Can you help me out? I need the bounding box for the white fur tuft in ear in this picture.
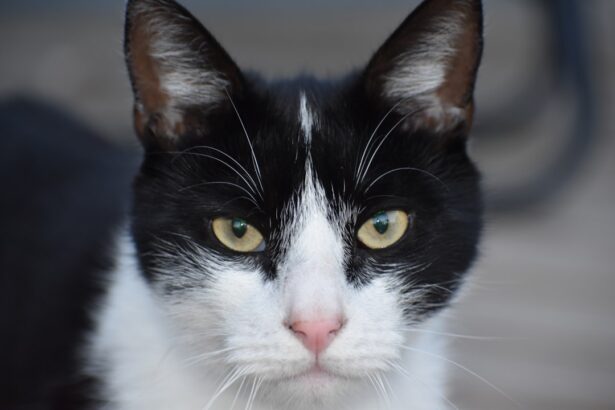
[382,12,464,102]
[139,8,231,109]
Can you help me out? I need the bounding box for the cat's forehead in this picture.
[253,83,365,172]
[298,92,316,145]
[250,83,415,199]
[259,80,357,145]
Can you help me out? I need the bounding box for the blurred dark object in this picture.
[478,0,597,212]
[0,97,138,407]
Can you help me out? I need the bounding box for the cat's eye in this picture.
[211,217,265,253]
[357,210,409,250]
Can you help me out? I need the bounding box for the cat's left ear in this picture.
[124,0,244,146]
[363,0,483,135]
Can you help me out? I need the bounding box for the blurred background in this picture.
[1,0,613,409]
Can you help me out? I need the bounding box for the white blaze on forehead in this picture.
[298,91,314,145]
[281,160,345,319]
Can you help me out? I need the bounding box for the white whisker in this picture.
[364,166,450,194]
[355,99,406,183]
[252,377,264,410]
[381,373,398,405]
[245,376,263,410]
[203,366,246,410]
[182,346,237,368]
[178,181,259,207]
[375,372,392,409]
[401,327,516,341]
[399,346,520,407]
[172,152,259,197]
[224,88,265,194]
[366,374,384,409]
[386,359,459,410]
[180,145,262,199]
[230,375,247,410]
[358,107,421,185]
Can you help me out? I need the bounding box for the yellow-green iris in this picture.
[357,210,409,249]
[212,217,264,252]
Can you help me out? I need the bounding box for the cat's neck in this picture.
[86,232,450,410]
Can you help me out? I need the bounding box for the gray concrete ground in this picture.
[1,1,614,409]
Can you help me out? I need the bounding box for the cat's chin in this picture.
[294,364,343,386]
[264,366,361,408]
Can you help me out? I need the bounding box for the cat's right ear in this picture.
[125,0,244,147]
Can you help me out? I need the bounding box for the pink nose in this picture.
[289,319,343,355]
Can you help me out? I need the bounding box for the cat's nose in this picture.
[289,318,343,355]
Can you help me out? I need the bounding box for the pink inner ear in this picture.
[435,3,482,128]
[127,8,193,142]
[128,14,170,137]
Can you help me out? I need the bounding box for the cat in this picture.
[2,0,484,409]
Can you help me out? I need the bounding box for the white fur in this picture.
[86,234,207,410]
[299,92,315,146]
[88,208,451,410]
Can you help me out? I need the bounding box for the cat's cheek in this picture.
[201,266,315,374]
[322,277,406,373]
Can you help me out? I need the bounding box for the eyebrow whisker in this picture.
[364,167,450,194]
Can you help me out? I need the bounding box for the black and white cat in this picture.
[4,0,484,408]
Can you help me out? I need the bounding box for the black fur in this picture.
[131,73,482,313]
[0,98,138,409]
[128,0,483,318]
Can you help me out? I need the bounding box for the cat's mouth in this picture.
[294,371,340,391]
[292,362,351,384]
[301,363,332,378]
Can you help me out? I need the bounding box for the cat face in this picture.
[125,0,483,406]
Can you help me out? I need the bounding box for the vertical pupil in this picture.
[231,218,248,238]
[372,212,389,234]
